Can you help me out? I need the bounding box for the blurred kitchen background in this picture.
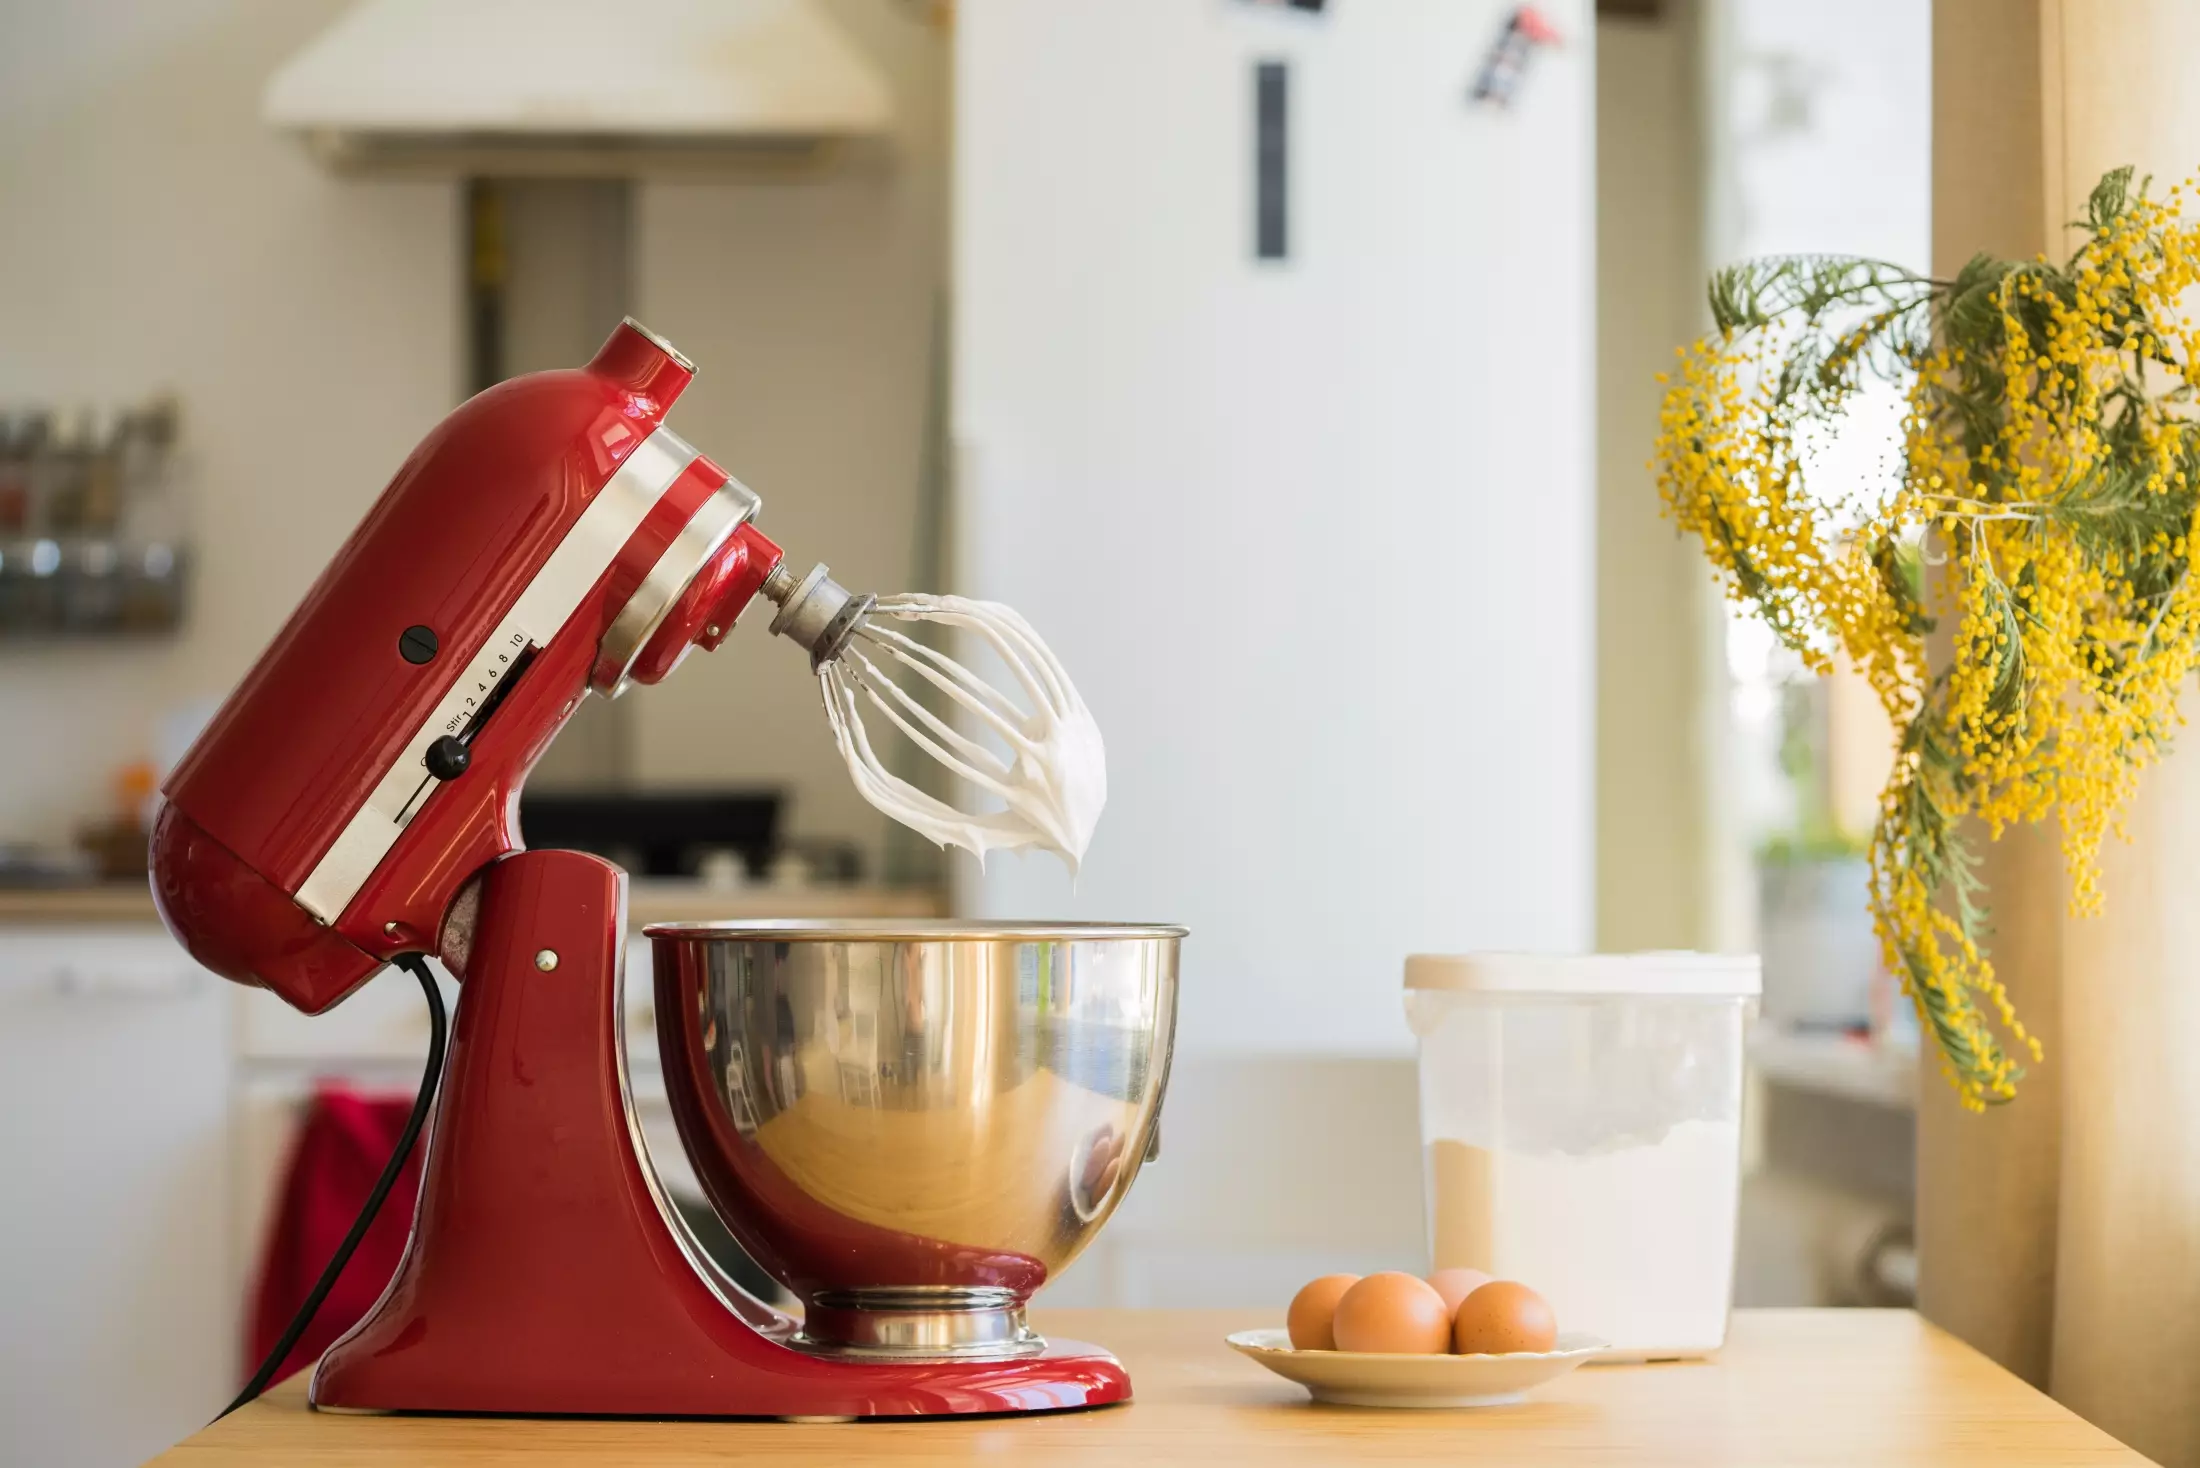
[2,0,1931,1462]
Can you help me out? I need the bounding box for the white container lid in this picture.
[1404,951,1762,998]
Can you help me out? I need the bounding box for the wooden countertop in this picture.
[149,1309,2149,1466]
[0,880,945,927]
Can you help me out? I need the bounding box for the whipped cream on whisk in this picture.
[817,594,1106,872]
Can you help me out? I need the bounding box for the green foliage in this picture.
[1667,163,2200,1105]
[2085,164,2140,233]
[1756,828,1869,865]
[1884,717,2019,1098]
[1872,534,1935,638]
[1706,255,1932,334]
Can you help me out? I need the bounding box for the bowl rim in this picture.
[643,919,1190,943]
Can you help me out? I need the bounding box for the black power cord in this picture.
[217,953,449,1419]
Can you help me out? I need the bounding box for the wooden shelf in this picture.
[0,884,161,923]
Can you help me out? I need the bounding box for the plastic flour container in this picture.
[1405,953,1760,1361]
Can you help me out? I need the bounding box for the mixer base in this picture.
[310,851,1132,1419]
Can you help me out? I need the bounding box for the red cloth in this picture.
[246,1085,424,1386]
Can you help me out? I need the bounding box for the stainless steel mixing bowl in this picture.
[648,920,1183,1360]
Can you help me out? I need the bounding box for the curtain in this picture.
[1921,4,2200,1463]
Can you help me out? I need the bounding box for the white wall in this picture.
[630,1,950,869]
[1042,1056,1425,1309]
[0,0,461,847]
[0,2,951,875]
[954,0,1596,1056]
[1719,0,1930,266]
[1595,3,1721,953]
[0,8,453,1456]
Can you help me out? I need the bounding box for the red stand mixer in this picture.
[150,320,1180,1419]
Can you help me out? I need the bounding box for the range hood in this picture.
[264,0,894,177]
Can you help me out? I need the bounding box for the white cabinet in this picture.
[0,928,235,1468]
[234,939,652,1063]
[233,958,458,1065]
[227,961,461,1332]
[0,919,704,1468]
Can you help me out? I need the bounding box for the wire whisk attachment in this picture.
[763,566,1105,871]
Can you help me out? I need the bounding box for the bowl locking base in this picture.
[796,1287,1047,1361]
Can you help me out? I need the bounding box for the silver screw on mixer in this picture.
[762,561,876,669]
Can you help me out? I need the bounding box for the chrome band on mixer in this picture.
[591,475,762,696]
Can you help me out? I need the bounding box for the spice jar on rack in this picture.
[0,395,187,637]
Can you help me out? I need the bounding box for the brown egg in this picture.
[1285,1274,1360,1350]
[1332,1272,1453,1354]
[1425,1267,1494,1316]
[1451,1280,1558,1356]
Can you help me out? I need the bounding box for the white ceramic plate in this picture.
[1225,1329,1608,1409]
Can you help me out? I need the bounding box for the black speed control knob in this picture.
[424,735,471,781]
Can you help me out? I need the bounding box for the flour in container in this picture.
[1428,1121,1741,1359]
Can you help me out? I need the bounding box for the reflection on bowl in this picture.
[1069,1123,1127,1222]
